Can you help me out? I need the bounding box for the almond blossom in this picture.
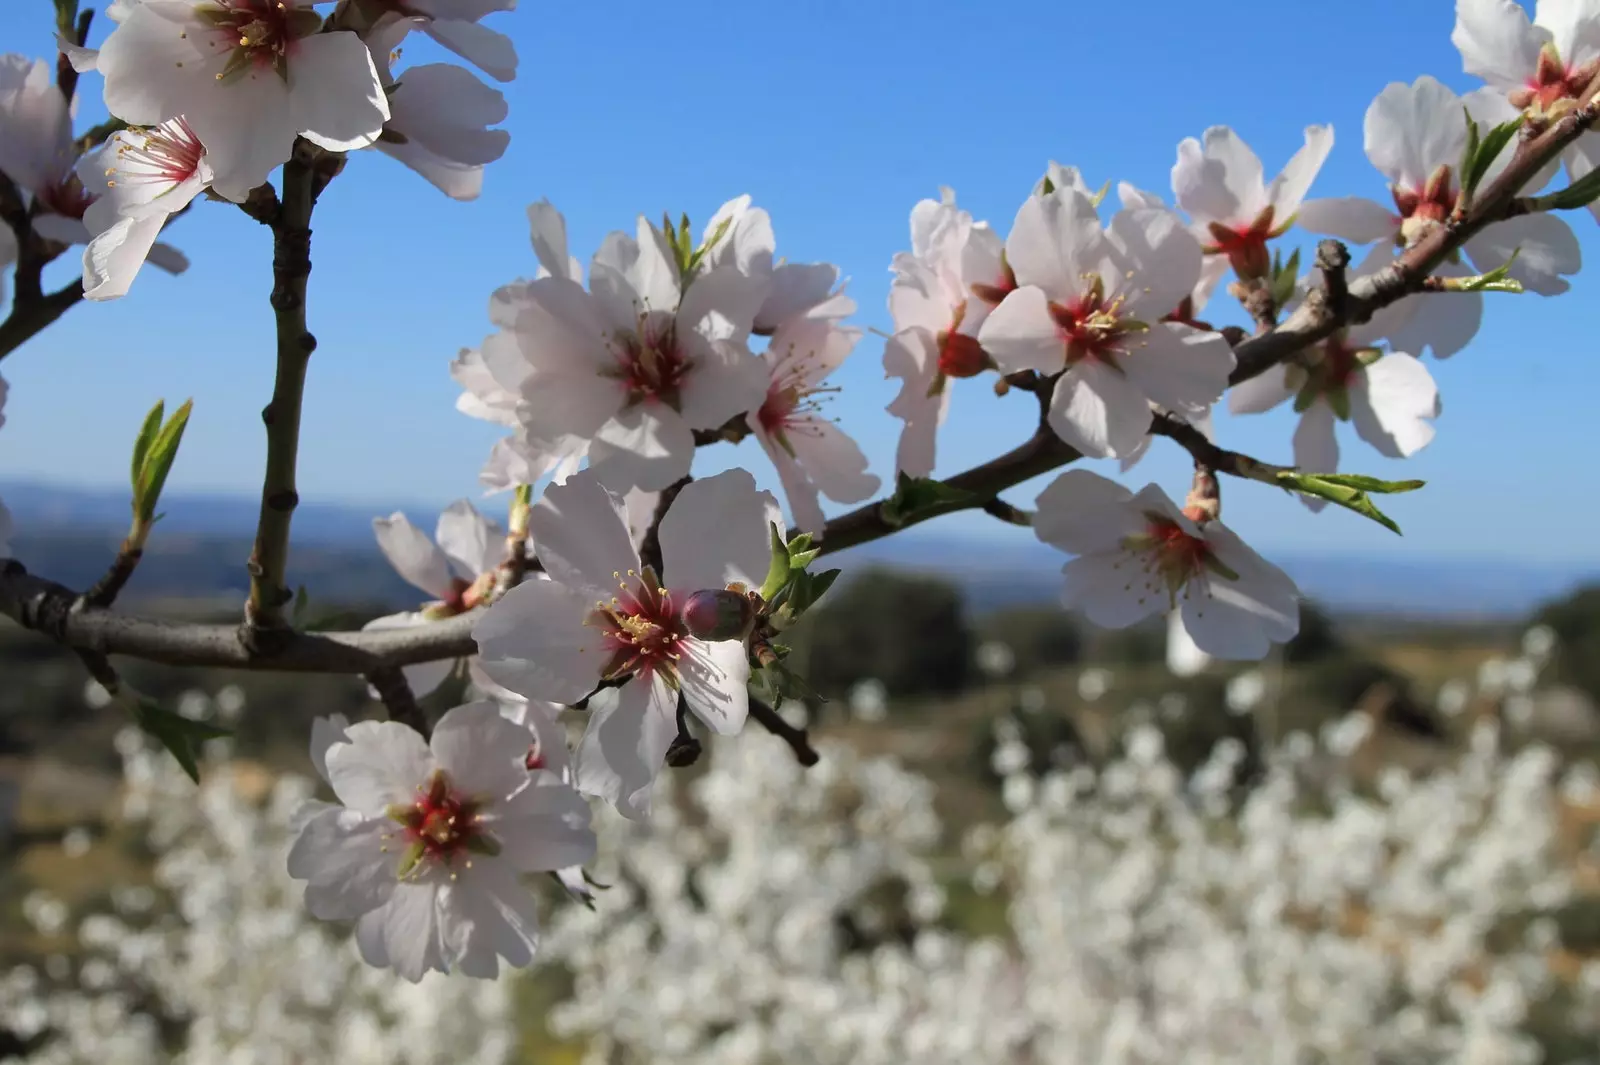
[478,213,768,492]
[364,499,505,696]
[365,16,509,201]
[1454,0,1600,219]
[1228,260,1441,511]
[75,118,211,301]
[286,701,596,981]
[977,186,1236,459]
[360,0,518,83]
[748,316,878,535]
[1171,123,1333,282]
[1298,75,1581,357]
[473,468,782,820]
[94,0,390,202]
[700,194,855,335]
[884,187,1012,477]
[1034,469,1300,659]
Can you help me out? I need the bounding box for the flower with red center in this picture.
[1034,470,1300,660]
[96,0,389,202]
[1172,124,1332,282]
[1454,0,1600,221]
[978,186,1235,459]
[287,702,596,981]
[1298,76,1580,358]
[481,213,769,493]
[474,469,784,820]
[884,186,1009,477]
[747,317,878,535]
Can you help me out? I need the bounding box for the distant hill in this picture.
[2,480,1594,619]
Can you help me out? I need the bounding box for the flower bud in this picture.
[936,331,991,379]
[681,588,756,642]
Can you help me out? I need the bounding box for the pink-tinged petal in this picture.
[97,3,217,126]
[373,512,454,598]
[1296,197,1397,246]
[1107,207,1204,320]
[659,468,784,595]
[424,17,516,81]
[1228,365,1294,415]
[325,720,435,814]
[1536,0,1600,65]
[1266,124,1334,219]
[883,327,948,478]
[308,713,352,785]
[1034,469,1143,555]
[527,199,577,282]
[290,31,389,153]
[1466,213,1581,296]
[435,499,502,580]
[287,806,396,919]
[764,433,825,536]
[1060,553,1163,630]
[1173,126,1267,225]
[1047,361,1152,459]
[490,781,596,872]
[573,672,676,821]
[1003,187,1107,298]
[1182,525,1300,658]
[767,316,858,386]
[427,700,536,800]
[365,882,447,983]
[523,473,639,597]
[788,418,879,505]
[1118,323,1234,414]
[1454,0,1547,90]
[1292,404,1340,517]
[361,613,458,698]
[1351,353,1440,459]
[473,580,612,704]
[979,287,1064,374]
[587,404,697,492]
[1365,77,1467,191]
[676,339,769,429]
[679,638,750,735]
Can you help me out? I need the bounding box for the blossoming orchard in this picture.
[1,0,1599,994]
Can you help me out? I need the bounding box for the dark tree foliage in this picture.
[1531,583,1600,702]
[975,605,1083,676]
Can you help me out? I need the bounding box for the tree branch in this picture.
[0,277,85,363]
[1149,412,1292,485]
[366,665,430,735]
[748,696,819,766]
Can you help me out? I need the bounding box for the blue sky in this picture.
[0,0,1594,568]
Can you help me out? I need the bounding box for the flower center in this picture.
[607,317,691,408]
[969,260,1018,307]
[37,174,93,221]
[1391,164,1457,246]
[1510,44,1596,117]
[112,119,207,190]
[1202,206,1280,280]
[589,567,688,683]
[195,0,323,82]
[1287,333,1378,420]
[1114,512,1237,612]
[385,769,497,879]
[1047,274,1148,368]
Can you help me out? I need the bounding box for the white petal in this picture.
[978,287,1064,374]
[1182,525,1301,658]
[586,404,698,493]
[287,807,396,920]
[424,17,517,82]
[524,472,640,596]
[1295,197,1397,246]
[308,713,352,785]
[1119,324,1234,415]
[527,198,576,282]
[1060,553,1163,630]
[1266,124,1334,219]
[659,468,785,594]
[1228,365,1295,415]
[368,882,446,982]
[1351,353,1440,459]
[1454,0,1547,89]
[437,860,540,979]
[1465,212,1581,295]
[1365,77,1468,191]
[1536,0,1600,64]
[429,700,536,800]
[386,62,507,166]
[1033,469,1143,555]
[788,418,879,506]
[764,434,826,536]
[1107,206,1204,318]
[1003,187,1107,298]
[490,781,596,873]
[1383,270,1483,358]
[325,720,434,814]
[435,499,503,580]
[678,638,751,736]
[82,215,166,302]
[676,341,769,430]
[1047,362,1152,459]
[883,327,949,478]
[573,673,677,821]
[290,32,390,153]
[1292,403,1340,515]
[472,579,613,704]
[373,512,454,598]
[1173,126,1268,225]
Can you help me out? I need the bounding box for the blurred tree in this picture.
[1282,600,1343,664]
[1531,584,1600,702]
[975,606,1083,677]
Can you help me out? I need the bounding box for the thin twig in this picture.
[748,696,819,766]
[81,542,144,609]
[1316,239,1350,318]
[1149,413,1293,485]
[638,474,691,576]
[366,665,430,735]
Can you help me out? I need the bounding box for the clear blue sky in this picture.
[0,0,1593,567]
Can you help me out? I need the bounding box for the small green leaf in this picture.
[1459,107,1482,189]
[1037,172,1056,195]
[789,568,841,615]
[131,697,232,784]
[134,399,193,524]
[1270,246,1301,311]
[1088,180,1111,208]
[131,401,165,495]
[788,547,821,570]
[1463,113,1525,198]
[879,473,978,529]
[1532,165,1600,212]
[1275,471,1425,536]
[760,522,792,601]
[1325,384,1352,421]
[1438,252,1524,293]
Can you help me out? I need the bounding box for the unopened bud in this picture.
[935,331,991,379]
[681,588,757,642]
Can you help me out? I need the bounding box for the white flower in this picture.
[748,316,878,535]
[884,186,1011,477]
[366,0,517,83]
[473,468,782,820]
[75,118,211,300]
[0,54,81,240]
[1228,259,1440,511]
[366,16,509,201]
[700,194,855,335]
[1034,469,1300,659]
[1454,0,1600,218]
[1171,123,1333,281]
[363,499,505,696]
[286,701,596,982]
[484,214,769,492]
[96,1,389,202]
[977,187,1236,459]
[1298,75,1581,357]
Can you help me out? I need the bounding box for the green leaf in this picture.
[1270,246,1301,311]
[1463,113,1525,198]
[1088,180,1111,208]
[879,473,978,529]
[131,698,232,784]
[1037,172,1056,195]
[1459,107,1482,189]
[759,522,792,601]
[53,0,79,37]
[1532,165,1600,212]
[1439,252,1524,293]
[789,568,841,615]
[1275,471,1425,536]
[130,401,165,495]
[134,399,193,524]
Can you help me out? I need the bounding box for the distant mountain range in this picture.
[1,480,1593,619]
